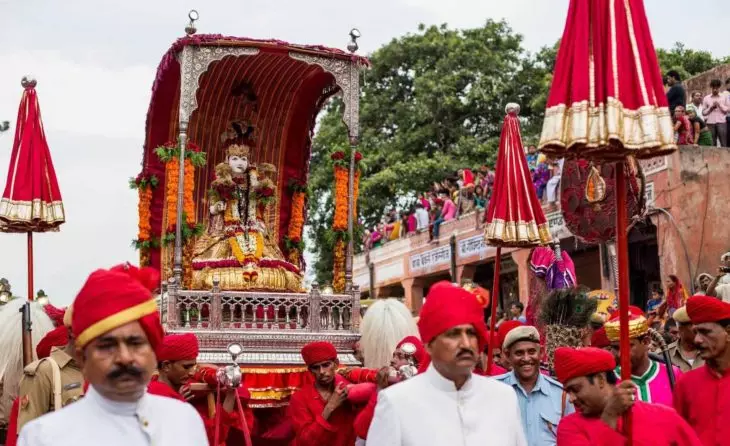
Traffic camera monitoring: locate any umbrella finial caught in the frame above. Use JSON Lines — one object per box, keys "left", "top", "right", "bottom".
{"left": 21, "top": 76, "right": 37, "bottom": 89}
{"left": 505, "top": 102, "right": 520, "bottom": 115}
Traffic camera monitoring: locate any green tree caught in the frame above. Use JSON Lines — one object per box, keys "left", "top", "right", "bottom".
{"left": 307, "top": 21, "right": 549, "bottom": 283}
{"left": 657, "top": 42, "right": 729, "bottom": 80}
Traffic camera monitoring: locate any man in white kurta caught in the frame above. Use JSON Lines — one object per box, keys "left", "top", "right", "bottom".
{"left": 17, "top": 385, "right": 207, "bottom": 446}
{"left": 17, "top": 263, "right": 208, "bottom": 445}
{"left": 367, "top": 281, "right": 527, "bottom": 446}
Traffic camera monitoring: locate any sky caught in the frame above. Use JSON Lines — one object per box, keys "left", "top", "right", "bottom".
{"left": 1, "top": 0, "right": 729, "bottom": 306}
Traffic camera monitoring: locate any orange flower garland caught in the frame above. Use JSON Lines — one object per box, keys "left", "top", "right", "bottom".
{"left": 288, "top": 191, "right": 306, "bottom": 242}
{"left": 165, "top": 159, "right": 179, "bottom": 232}
{"left": 183, "top": 158, "right": 195, "bottom": 225}
{"left": 333, "top": 166, "right": 349, "bottom": 231}
{"left": 138, "top": 186, "right": 153, "bottom": 241}
{"left": 333, "top": 239, "right": 346, "bottom": 292}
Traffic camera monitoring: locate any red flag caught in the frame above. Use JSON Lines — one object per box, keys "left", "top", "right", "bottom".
{"left": 0, "top": 77, "right": 65, "bottom": 233}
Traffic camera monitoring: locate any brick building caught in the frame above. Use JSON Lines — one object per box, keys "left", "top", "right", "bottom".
{"left": 353, "top": 145, "right": 730, "bottom": 313}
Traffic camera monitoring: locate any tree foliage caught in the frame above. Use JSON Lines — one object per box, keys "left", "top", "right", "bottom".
{"left": 305, "top": 24, "right": 729, "bottom": 283}
{"left": 657, "top": 42, "right": 730, "bottom": 81}
{"left": 306, "top": 21, "right": 551, "bottom": 283}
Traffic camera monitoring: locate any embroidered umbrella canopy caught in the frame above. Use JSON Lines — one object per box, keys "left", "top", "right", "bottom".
{"left": 538, "top": 1, "right": 675, "bottom": 442}
{"left": 483, "top": 103, "right": 551, "bottom": 374}
{"left": 1, "top": 77, "right": 65, "bottom": 233}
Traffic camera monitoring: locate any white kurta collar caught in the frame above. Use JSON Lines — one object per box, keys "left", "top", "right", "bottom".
{"left": 86, "top": 385, "right": 145, "bottom": 417}
{"left": 424, "top": 363, "right": 475, "bottom": 393}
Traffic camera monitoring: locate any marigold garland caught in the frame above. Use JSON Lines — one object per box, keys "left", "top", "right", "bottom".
{"left": 333, "top": 239, "right": 347, "bottom": 293}
{"left": 333, "top": 166, "right": 349, "bottom": 231}
{"left": 288, "top": 191, "right": 306, "bottom": 242}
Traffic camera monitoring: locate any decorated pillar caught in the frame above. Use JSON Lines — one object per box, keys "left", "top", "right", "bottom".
{"left": 331, "top": 149, "right": 362, "bottom": 293}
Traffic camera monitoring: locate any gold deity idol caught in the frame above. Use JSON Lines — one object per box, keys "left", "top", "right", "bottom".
{"left": 191, "top": 143, "right": 303, "bottom": 292}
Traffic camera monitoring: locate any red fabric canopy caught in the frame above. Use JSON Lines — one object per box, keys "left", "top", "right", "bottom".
{"left": 0, "top": 80, "right": 65, "bottom": 233}
{"left": 538, "top": 0, "right": 675, "bottom": 161}
{"left": 484, "top": 110, "right": 551, "bottom": 247}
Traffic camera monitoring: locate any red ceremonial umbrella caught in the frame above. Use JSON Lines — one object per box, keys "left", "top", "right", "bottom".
{"left": 538, "top": 1, "right": 675, "bottom": 442}
{"left": 483, "top": 103, "right": 552, "bottom": 374}
{"left": 0, "top": 77, "right": 65, "bottom": 365}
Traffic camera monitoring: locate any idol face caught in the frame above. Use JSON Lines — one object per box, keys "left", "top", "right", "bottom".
{"left": 228, "top": 155, "right": 248, "bottom": 174}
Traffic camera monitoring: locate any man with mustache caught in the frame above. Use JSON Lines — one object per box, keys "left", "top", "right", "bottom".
{"left": 288, "top": 341, "right": 357, "bottom": 446}
{"left": 554, "top": 347, "right": 701, "bottom": 445}
{"left": 673, "top": 296, "right": 730, "bottom": 445}
{"left": 148, "top": 333, "right": 254, "bottom": 445}
{"left": 16, "top": 263, "right": 207, "bottom": 446}
{"left": 604, "top": 306, "right": 680, "bottom": 407}
{"left": 368, "top": 281, "right": 527, "bottom": 445}
{"left": 496, "top": 325, "right": 573, "bottom": 445}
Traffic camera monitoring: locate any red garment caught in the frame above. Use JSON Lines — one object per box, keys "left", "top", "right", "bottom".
{"left": 71, "top": 263, "right": 163, "bottom": 350}
{"left": 554, "top": 347, "right": 616, "bottom": 384}
{"left": 36, "top": 326, "right": 68, "bottom": 359}
{"left": 557, "top": 401, "right": 702, "bottom": 445}
{"left": 301, "top": 342, "right": 338, "bottom": 366}
{"left": 147, "top": 376, "right": 186, "bottom": 402}
{"left": 676, "top": 115, "right": 693, "bottom": 145}
{"left": 5, "top": 398, "right": 19, "bottom": 446}
{"left": 497, "top": 320, "right": 524, "bottom": 349}
{"left": 686, "top": 295, "right": 730, "bottom": 324}
{"left": 353, "top": 390, "right": 378, "bottom": 440}
{"left": 591, "top": 328, "right": 611, "bottom": 349}
{"left": 157, "top": 333, "right": 199, "bottom": 362}
{"left": 340, "top": 367, "right": 379, "bottom": 384}
{"left": 674, "top": 365, "right": 730, "bottom": 446}
{"left": 666, "top": 277, "right": 689, "bottom": 312}
{"left": 539, "top": 0, "right": 674, "bottom": 160}
{"left": 484, "top": 110, "right": 551, "bottom": 246}
{"left": 287, "top": 375, "right": 357, "bottom": 446}
{"left": 417, "top": 281, "right": 487, "bottom": 347}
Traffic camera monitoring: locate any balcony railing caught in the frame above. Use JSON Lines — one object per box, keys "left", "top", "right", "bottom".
{"left": 160, "top": 281, "right": 360, "bottom": 333}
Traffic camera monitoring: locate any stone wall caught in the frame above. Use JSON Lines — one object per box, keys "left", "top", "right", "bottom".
{"left": 685, "top": 64, "right": 730, "bottom": 96}
{"left": 652, "top": 145, "right": 730, "bottom": 290}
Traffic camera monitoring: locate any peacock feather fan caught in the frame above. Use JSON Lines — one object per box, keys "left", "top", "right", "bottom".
{"left": 539, "top": 286, "right": 597, "bottom": 328}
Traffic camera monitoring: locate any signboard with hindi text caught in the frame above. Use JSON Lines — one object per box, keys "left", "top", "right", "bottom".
{"left": 409, "top": 245, "right": 451, "bottom": 272}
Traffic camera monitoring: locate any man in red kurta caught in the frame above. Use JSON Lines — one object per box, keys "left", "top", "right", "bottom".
{"left": 287, "top": 341, "right": 357, "bottom": 446}
{"left": 673, "top": 296, "right": 730, "bottom": 446}
{"left": 148, "top": 333, "right": 254, "bottom": 445}
{"left": 554, "top": 347, "right": 701, "bottom": 445}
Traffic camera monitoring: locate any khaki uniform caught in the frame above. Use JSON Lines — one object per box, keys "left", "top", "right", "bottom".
{"left": 667, "top": 341, "right": 705, "bottom": 373}
{"left": 16, "top": 347, "right": 84, "bottom": 431}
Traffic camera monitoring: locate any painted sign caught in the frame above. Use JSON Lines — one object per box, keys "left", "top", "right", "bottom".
{"left": 410, "top": 245, "right": 451, "bottom": 272}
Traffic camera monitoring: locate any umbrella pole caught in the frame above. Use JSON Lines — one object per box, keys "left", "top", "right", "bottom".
{"left": 21, "top": 232, "right": 35, "bottom": 366}
{"left": 486, "top": 246, "right": 502, "bottom": 375}
{"left": 614, "top": 162, "right": 633, "bottom": 443}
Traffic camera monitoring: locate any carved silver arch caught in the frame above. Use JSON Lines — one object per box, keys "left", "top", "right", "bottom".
{"left": 288, "top": 52, "right": 365, "bottom": 141}
{"left": 178, "top": 46, "right": 261, "bottom": 123}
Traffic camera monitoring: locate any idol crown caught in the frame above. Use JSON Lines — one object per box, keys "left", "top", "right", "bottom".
{"left": 227, "top": 144, "right": 250, "bottom": 158}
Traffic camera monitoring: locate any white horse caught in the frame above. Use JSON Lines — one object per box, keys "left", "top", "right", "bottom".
{"left": 360, "top": 299, "right": 419, "bottom": 369}
{"left": 0, "top": 299, "right": 55, "bottom": 426}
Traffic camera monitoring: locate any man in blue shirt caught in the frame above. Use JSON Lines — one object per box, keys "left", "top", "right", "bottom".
{"left": 496, "top": 325, "right": 573, "bottom": 446}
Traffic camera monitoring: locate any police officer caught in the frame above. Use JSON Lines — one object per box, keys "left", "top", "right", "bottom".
{"left": 495, "top": 325, "right": 573, "bottom": 446}
{"left": 16, "top": 309, "right": 84, "bottom": 432}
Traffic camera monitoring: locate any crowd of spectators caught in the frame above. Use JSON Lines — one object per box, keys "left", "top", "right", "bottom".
{"left": 665, "top": 71, "right": 730, "bottom": 147}
{"left": 363, "top": 148, "right": 564, "bottom": 251}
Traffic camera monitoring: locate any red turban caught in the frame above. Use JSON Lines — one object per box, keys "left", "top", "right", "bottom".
{"left": 301, "top": 341, "right": 338, "bottom": 366}
{"left": 554, "top": 347, "right": 616, "bottom": 384}
{"left": 43, "top": 304, "right": 67, "bottom": 328}
{"left": 72, "top": 263, "right": 163, "bottom": 350}
{"left": 497, "top": 320, "right": 524, "bottom": 349}
{"left": 156, "top": 333, "right": 200, "bottom": 362}
{"left": 418, "top": 281, "right": 487, "bottom": 347}
{"left": 396, "top": 336, "right": 427, "bottom": 366}
{"left": 687, "top": 295, "right": 730, "bottom": 324}
{"left": 36, "top": 326, "right": 69, "bottom": 359}
{"left": 591, "top": 327, "right": 611, "bottom": 349}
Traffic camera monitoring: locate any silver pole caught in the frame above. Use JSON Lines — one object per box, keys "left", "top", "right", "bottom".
{"left": 172, "top": 121, "right": 188, "bottom": 286}
{"left": 345, "top": 139, "right": 355, "bottom": 291}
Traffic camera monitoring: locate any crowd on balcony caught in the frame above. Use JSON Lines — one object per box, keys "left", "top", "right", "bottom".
{"left": 363, "top": 151, "right": 564, "bottom": 251}
{"left": 665, "top": 71, "right": 730, "bottom": 147}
